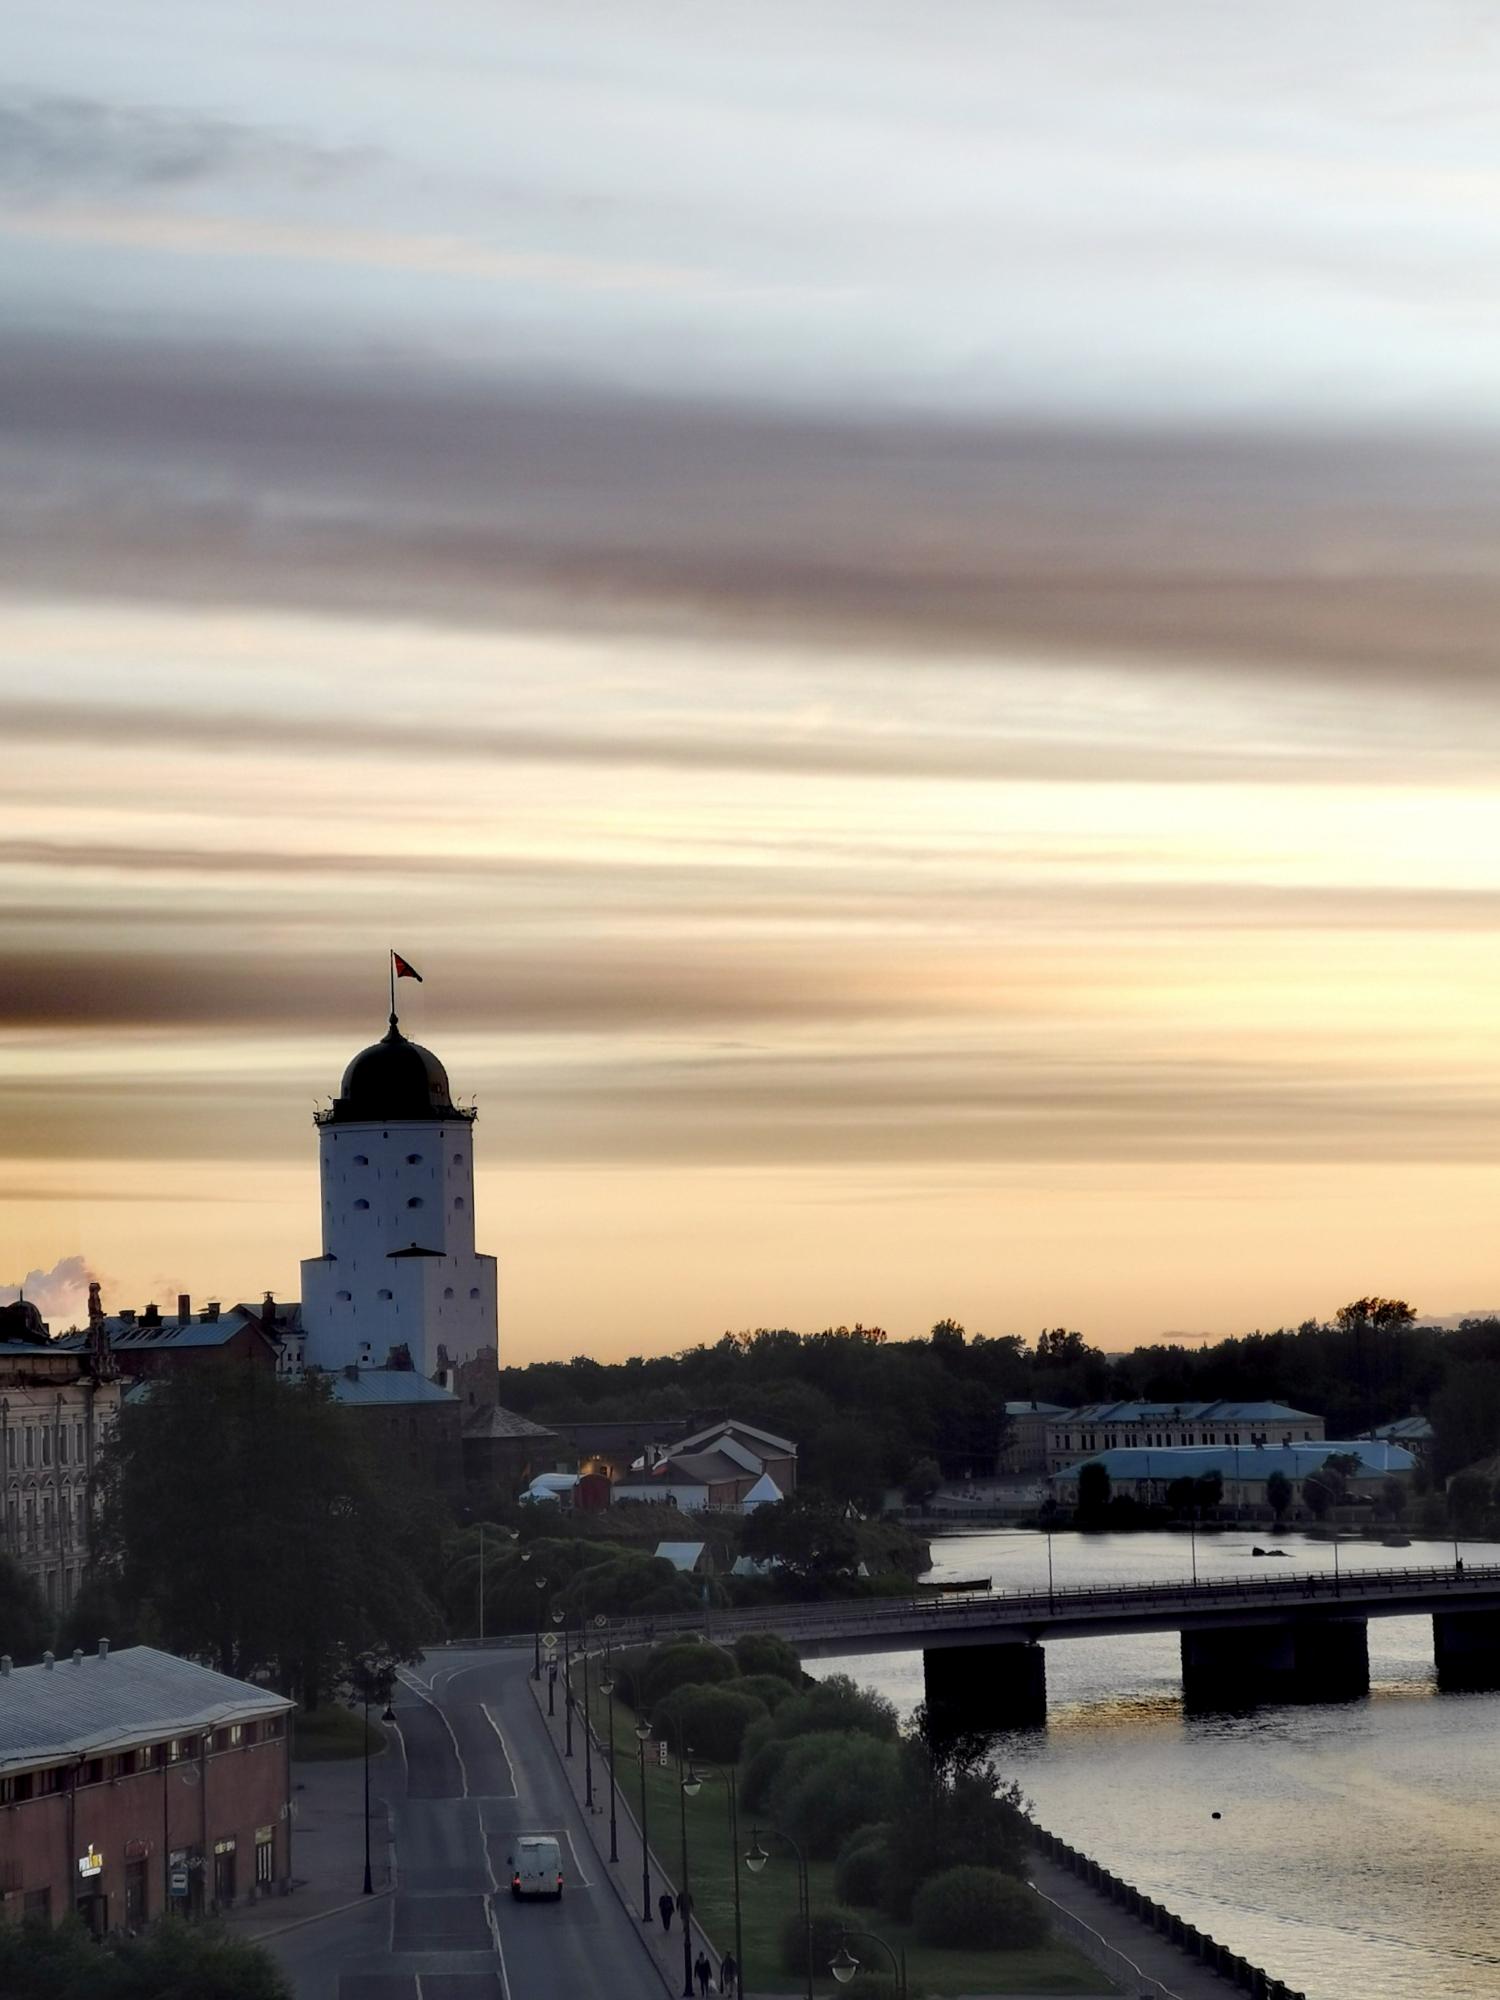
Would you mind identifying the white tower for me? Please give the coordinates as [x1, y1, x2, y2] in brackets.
[300, 1011, 498, 1380]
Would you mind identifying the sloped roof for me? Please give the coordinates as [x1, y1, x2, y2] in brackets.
[1371, 1416, 1434, 1443]
[464, 1404, 557, 1440]
[663, 1450, 747, 1485]
[323, 1368, 456, 1406]
[0, 1646, 291, 1774]
[742, 1472, 783, 1508]
[673, 1417, 796, 1457]
[655, 1541, 708, 1571]
[1053, 1440, 1413, 1481]
[1056, 1400, 1316, 1425]
[56, 1306, 268, 1353]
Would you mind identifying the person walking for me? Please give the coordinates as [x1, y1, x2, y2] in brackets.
[719, 1951, 738, 1997]
[695, 1950, 712, 1996]
[658, 1889, 675, 1932]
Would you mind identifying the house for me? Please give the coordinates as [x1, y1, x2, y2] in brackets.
[994, 1401, 1070, 1475]
[665, 1420, 798, 1495]
[54, 1296, 280, 1380]
[320, 1364, 464, 1492]
[0, 1643, 293, 1931]
[1368, 1415, 1433, 1460]
[1049, 1439, 1414, 1516]
[1045, 1400, 1323, 1473]
[461, 1404, 561, 1496]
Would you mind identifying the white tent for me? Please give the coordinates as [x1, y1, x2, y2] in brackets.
[741, 1472, 783, 1510]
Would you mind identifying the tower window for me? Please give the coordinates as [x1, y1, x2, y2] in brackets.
[452, 1152, 462, 1164]
[354, 1199, 369, 1211]
[353, 1154, 368, 1166]
[336, 1290, 352, 1302]
[406, 1196, 423, 1210]
[469, 1287, 481, 1299]
[377, 1288, 393, 1301]
[453, 1196, 465, 1210]
[443, 1287, 454, 1299]
[406, 1153, 423, 1165]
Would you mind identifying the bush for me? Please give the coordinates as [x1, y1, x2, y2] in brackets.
[653, 1684, 769, 1762]
[607, 1647, 653, 1709]
[910, 1866, 1047, 1949]
[770, 1674, 899, 1744]
[833, 1823, 890, 1906]
[733, 1632, 803, 1682]
[740, 1731, 796, 1814]
[838, 1977, 897, 2000]
[779, 1906, 863, 1977]
[770, 1733, 902, 1858]
[735, 1672, 799, 1712]
[641, 1641, 737, 1708]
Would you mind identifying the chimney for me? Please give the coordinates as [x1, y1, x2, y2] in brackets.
[142, 1302, 160, 1327]
[202, 1302, 220, 1323]
[262, 1290, 277, 1332]
[344, 1363, 359, 1381]
[43, 1651, 54, 1670]
[72, 1649, 83, 1666]
[178, 1293, 191, 1322]
[0, 1656, 11, 1677]
[119, 1309, 135, 1326]
[98, 1638, 110, 1660]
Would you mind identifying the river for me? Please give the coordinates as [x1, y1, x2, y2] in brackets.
[808, 1527, 1500, 2000]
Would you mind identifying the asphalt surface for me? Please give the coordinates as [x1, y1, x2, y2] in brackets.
[269, 1648, 667, 2000]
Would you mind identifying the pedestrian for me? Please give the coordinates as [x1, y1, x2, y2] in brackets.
[658, 1889, 675, 1931]
[719, 1950, 738, 1996]
[695, 1949, 712, 1995]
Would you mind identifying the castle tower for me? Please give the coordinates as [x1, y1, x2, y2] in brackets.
[299, 1012, 498, 1378]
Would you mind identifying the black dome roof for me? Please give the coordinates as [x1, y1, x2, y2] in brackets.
[325, 1016, 471, 1124]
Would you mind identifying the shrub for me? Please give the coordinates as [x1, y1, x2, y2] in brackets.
[740, 1731, 796, 1814]
[910, 1866, 1048, 1949]
[833, 1823, 890, 1906]
[771, 1734, 901, 1858]
[736, 1672, 799, 1713]
[654, 1685, 769, 1763]
[641, 1641, 737, 1708]
[607, 1647, 653, 1709]
[733, 1632, 803, 1682]
[770, 1674, 899, 1744]
[838, 1977, 897, 2000]
[778, 1906, 863, 1977]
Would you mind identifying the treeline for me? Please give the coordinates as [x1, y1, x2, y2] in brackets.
[500, 1300, 1500, 1494]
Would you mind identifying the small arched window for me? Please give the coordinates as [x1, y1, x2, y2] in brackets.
[353, 1154, 368, 1166]
[443, 1286, 455, 1299]
[406, 1196, 423, 1210]
[406, 1153, 422, 1165]
[452, 1152, 462, 1164]
[469, 1287, 481, 1299]
[377, 1288, 393, 1301]
[353, 1199, 369, 1211]
[453, 1196, 465, 1210]
[336, 1290, 352, 1302]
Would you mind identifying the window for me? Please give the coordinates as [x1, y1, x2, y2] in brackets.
[5, 1431, 13, 1468]
[469, 1287, 480, 1299]
[353, 1154, 368, 1166]
[377, 1288, 393, 1301]
[354, 1199, 369, 1211]
[406, 1196, 423, 1209]
[213, 1838, 236, 1906]
[336, 1290, 352, 1302]
[125, 1857, 147, 1928]
[405, 1153, 423, 1165]
[256, 1828, 275, 1886]
[41, 1429, 51, 1466]
[80, 1758, 103, 1786]
[229, 1724, 244, 1748]
[454, 1196, 465, 1210]
[24, 1429, 34, 1468]
[452, 1152, 462, 1163]
[443, 1287, 454, 1299]
[58, 1428, 68, 1466]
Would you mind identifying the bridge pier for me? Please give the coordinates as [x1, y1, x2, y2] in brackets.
[924, 1641, 1046, 1731]
[1181, 1620, 1368, 1711]
[1433, 1610, 1500, 1690]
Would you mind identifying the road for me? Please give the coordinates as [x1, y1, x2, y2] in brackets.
[269, 1647, 665, 2000]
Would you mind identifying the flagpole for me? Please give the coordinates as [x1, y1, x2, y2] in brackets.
[389, 949, 396, 1023]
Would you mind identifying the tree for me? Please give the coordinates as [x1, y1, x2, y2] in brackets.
[929, 1319, 967, 1352]
[1381, 1476, 1407, 1521]
[878, 1717, 1029, 1919]
[1447, 1471, 1491, 1535]
[1266, 1470, 1293, 1525]
[1302, 1460, 1348, 1521]
[0, 1551, 52, 1662]
[1430, 1359, 1500, 1480]
[902, 1457, 942, 1506]
[739, 1492, 860, 1588]
[0, 1915, 290, 2000]
[90, 1364, 441, 1706]
[1076, 1460, 1111, 1525]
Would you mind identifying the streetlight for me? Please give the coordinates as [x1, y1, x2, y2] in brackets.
[634, 1717, 654, 1922]
[599, 1641, 620, 1864]
[531, 1573, 549, 1681]
[553, 1605, 574, 1757]
[683, 1756, 744, 2000]
[1045, 1528, 1055, 1610]
[745, 1826, 812, 2000]
[830, 1926, 907, 2000]
[675, 1737, 695, 1998]
[358, 1661, 397, 1897]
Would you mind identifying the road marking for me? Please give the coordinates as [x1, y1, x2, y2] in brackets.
[395, 1667, 471, 1799]
[479, 1706, 518, 1797]
[476, 1807, 514, 2000]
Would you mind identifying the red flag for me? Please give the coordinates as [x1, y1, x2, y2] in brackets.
[392, 952, 423, 983]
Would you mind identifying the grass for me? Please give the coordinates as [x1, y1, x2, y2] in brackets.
[582, 1683, 1111, 1995]
[292, 1703, 388, 1761]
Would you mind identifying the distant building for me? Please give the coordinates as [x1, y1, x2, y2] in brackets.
[0, 1293, 122, 1616]
[1046, 1400, 1323, 1473]
[322, 1362, 464, 1493]
[1049, 1439, 1413, 1516]
[0, 1642, 292, 1931]
[994, 1400, 1070, 1475]
[1368, 1415, 1433, 1460]
[462, 1404, 560, 1496]
[610, 1418, 797, 1512]
[55, 1296, 279, 1381]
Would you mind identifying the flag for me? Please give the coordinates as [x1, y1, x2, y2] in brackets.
[392, 952, 423, 983]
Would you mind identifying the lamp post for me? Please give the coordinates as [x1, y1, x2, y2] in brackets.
[581, 1622, 595, 1809]
[683, 1756, 744, 2000]
[554, 1605, 574, 1756]
[830, 1926, 907, 2000]
[745, 1826, 812, 2000]
[635, 1717, 654, 1921]
[1045, 1528, 1055, 1610]
[599, 1639, 620, 1863]
[675, 1737, 695, 1998]
[478, 1522, 485, 1643]
[358, 1663, 397, 1897]
[531, 1573, 548, 1681]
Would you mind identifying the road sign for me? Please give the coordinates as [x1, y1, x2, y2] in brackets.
[542, 1631, 557, 1650]
[170, 1867, 189, 1895]
[657, 1740, 669, 1766]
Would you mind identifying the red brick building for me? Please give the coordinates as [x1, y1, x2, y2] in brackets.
[0, 1643, 292, 1932]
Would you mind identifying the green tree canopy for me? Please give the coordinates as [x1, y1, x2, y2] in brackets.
[91, 1364, 442, 1706]
[0, 1550, 52, 1663]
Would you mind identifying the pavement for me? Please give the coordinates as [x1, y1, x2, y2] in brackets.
[251, 1646, 670, 2000]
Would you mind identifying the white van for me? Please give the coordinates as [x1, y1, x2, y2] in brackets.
[508, 1836, 563, 1901]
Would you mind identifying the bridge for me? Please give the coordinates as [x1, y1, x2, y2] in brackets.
[610, 1562, 1500, 1727]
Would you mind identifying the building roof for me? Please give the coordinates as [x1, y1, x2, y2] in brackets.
[742, 1472, 783, 1508]
[661, 1450, 747, 1485]
[1052, 1440, 1415, 1482]
[673, 1417, 797, 1457]
[1055, 1400, 1317, 1425]
[0, 1645, 292, 1775]
[322, 1367, 456, 1406]
[1005, 1400, 1069, 1417]
[463, 1404, 557, 1441]
[56, 1305, 267, 1354]
[1371, 1416, 1434, 1443]
[655, 1541, 708, 1571]
[319, 1015, 473, 1126]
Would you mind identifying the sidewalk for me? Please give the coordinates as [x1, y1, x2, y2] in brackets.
[528, 1672, 1117, 2000]
[224, 1752, 393, 1944]
[1028, 1855, 1239, 2000]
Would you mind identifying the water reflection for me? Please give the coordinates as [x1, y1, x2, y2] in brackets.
[810, 1529, 1500, 2000]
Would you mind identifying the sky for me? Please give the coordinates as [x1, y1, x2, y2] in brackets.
[6, 2, 1500, 1358]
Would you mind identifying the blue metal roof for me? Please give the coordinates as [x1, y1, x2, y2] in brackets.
[1057, 1399, 1315, 1424]
[324, 1368, 455, 1406]
[1053, 1440, 1414, 1480]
